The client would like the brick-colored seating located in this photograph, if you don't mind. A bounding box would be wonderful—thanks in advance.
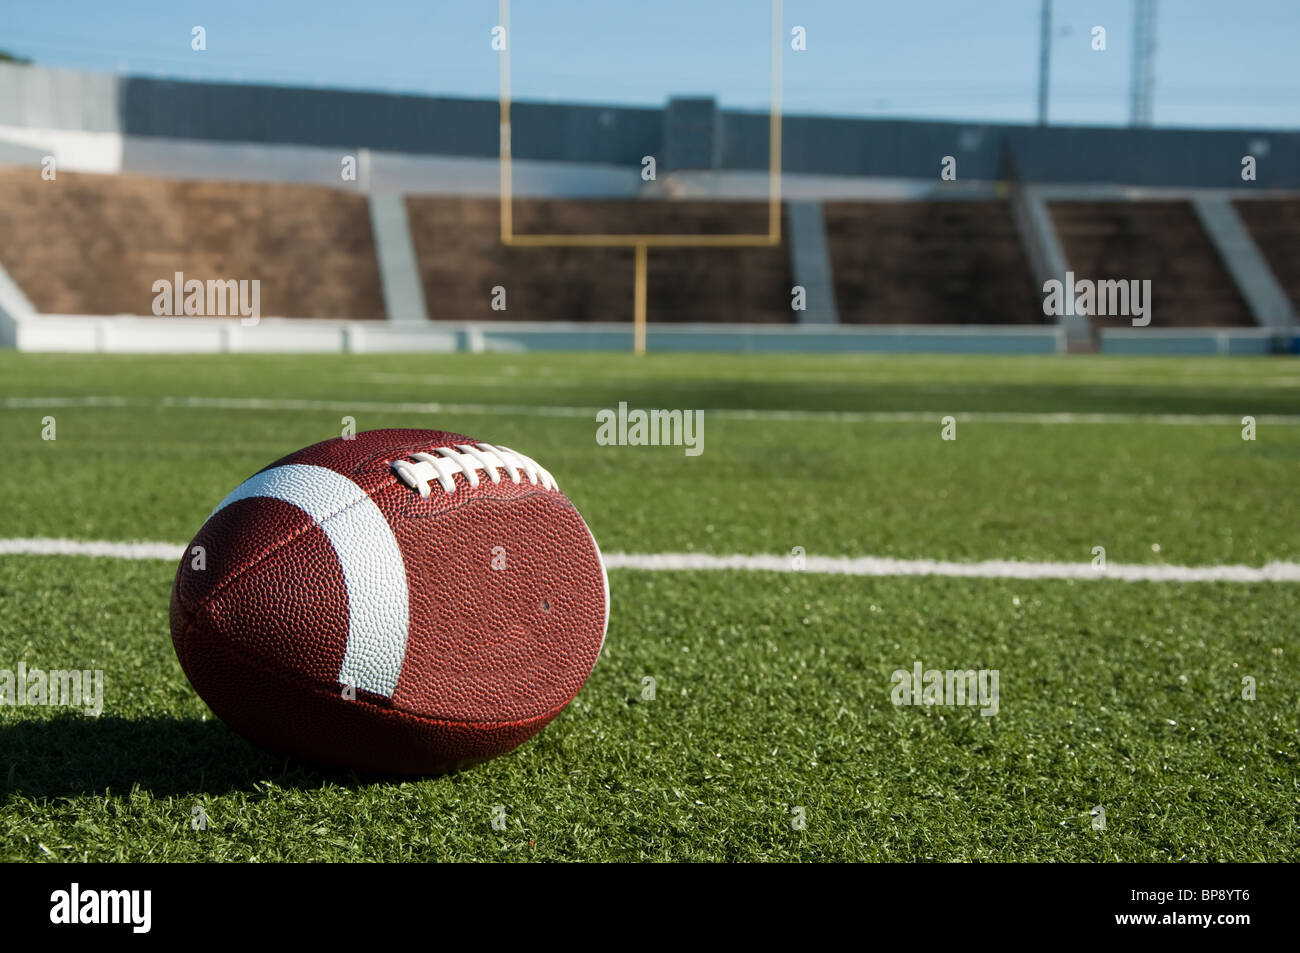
[0,166,384,319]
[1233,198,1300,312]
[404,197,793,323]
[823,201,1041,324]
[1049,201,1252,328]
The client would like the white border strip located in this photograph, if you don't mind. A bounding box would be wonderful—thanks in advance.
[3,538,1298,583]
[4,395,1299,426]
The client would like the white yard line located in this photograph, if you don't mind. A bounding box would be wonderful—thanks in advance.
[2,537,1297,582]
[0,538,185,561]
[2,395,1297,426]
[603,552,1300,582]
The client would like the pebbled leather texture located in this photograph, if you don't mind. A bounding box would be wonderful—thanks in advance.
[170,429,608,776]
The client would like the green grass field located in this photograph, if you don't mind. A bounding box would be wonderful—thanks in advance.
[1,351,1298,861]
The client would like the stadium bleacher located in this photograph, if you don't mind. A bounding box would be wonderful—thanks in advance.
[0,65,1296,352]
[0,167,384,319]
[1233,198,1300,312]
[1049,200,1254,328]
[824,200,1041,325]
[406,197,791,323]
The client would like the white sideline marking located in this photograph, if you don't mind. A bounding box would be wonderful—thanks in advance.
[3,538,1299,583]
[602,552,1300,583]
[3,395,1299,426]
[0,538,184,560]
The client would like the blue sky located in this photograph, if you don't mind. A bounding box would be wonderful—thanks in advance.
[3,0,1298,129]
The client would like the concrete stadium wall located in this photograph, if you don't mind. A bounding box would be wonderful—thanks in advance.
[5,314,1067,354]
[3,126,968,198]
[4,63,1298,189]
[725,112,1300,189]
[0,65,119,132]
[6,311,1295,356]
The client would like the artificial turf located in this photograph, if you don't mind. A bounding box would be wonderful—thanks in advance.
[1,351,1297,861]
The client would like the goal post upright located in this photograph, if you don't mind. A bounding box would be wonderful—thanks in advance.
[498,0,784,350]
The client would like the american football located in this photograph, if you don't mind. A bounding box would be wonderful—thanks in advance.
[169,429,608,775]
[2,0,1299,916]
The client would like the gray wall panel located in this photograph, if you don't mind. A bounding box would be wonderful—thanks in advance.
[3,65,1297,189]
[120,78,501,156]
[0,63,119,131]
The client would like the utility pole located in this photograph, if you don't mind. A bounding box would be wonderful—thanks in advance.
[1036,0,1052,125]
[1130,0,1157,126]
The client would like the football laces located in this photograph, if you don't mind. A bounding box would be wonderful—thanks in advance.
[390,443,558,498]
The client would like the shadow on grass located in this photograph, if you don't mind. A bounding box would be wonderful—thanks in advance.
[0,714,389,799]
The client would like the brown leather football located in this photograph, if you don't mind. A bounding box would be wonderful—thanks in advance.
[170,429,609,775]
